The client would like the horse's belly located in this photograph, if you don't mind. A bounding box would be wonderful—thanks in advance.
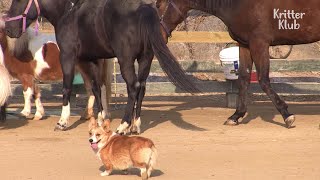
[78,42,115,59]
[272,25,320,45]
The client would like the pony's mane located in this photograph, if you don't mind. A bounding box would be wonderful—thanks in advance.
[7,29,31,60]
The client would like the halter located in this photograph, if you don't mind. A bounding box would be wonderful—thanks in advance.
[4,0,41,34]
[159,0,187,38]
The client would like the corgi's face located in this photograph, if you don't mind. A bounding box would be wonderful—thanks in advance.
[88,118,111,151]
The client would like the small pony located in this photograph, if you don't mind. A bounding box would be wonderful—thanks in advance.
[0,21,112,121]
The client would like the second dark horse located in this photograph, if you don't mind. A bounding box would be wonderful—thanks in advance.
[5,0,198,133]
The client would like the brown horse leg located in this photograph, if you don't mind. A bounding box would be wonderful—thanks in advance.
[88,61,105,126]
[250,39,294,128]
[101,59,113,118]
[76,63,95,120]
[226,44,253,125]
[33,83,44,120]
[18,74,34,118]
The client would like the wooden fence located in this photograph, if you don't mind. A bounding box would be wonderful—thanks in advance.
[34,30,320,97]
[41,30,234,43]
[169,31,234,43]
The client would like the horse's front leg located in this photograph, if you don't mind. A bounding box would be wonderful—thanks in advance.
[249,38,294,128]
[19,74,34,118]
[21,87,33,118]
[225,44,253,125]
[54,53,76,131]
[33,84,45,120]
[116,57,138,134]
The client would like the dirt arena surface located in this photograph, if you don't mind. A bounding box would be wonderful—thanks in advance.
[1,95,320,180]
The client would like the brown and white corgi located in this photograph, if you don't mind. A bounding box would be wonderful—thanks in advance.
[88,117,157,179]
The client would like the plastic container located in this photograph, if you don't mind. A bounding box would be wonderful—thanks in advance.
[219,46,240,80]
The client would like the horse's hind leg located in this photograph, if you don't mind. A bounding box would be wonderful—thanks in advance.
[33,84,44,120]
[226,44,253,125]
[116,57,138,134]
[131,52,153,134]
[101,59,113,118]
[87,60,105,126]
[250,39,294,128]
[76,63,95,120]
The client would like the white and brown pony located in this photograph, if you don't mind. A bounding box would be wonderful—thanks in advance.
[0,25,113,121]
[0,19,12,122]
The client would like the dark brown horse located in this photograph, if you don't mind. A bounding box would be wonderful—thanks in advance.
[0,25,113,121]
[4,0,198,133]
[156,0,320,128]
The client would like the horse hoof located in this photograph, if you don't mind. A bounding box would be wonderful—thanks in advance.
[285,115,295,128]
[33,116,42,121]
[116,122,129,134]
[82,109,94,120]
[33,112,44,120]
[130,127,141,135]
[54,123,67,131]
[20,111,31,118]
[130,131,140,135]
[131,117,141,134]
[224,119,239,126]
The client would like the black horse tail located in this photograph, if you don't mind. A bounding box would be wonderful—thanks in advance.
[137,5,200,93]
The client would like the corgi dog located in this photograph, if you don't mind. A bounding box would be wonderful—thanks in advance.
[88,117,157,179]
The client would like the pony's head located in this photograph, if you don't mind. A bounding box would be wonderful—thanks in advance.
[0,14,33,63]
[4,0,40,38]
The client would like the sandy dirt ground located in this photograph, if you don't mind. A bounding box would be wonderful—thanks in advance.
[1,95,320,180]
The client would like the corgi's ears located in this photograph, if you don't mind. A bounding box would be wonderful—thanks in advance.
[102,119,111,133]
[88,117,97,130]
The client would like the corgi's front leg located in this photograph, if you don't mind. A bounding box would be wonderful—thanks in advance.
[100,164,113,176]
[100,170,110,176]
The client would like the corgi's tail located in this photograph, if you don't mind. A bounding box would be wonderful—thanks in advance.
[146,145,157,178]
[149,146,157,168]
